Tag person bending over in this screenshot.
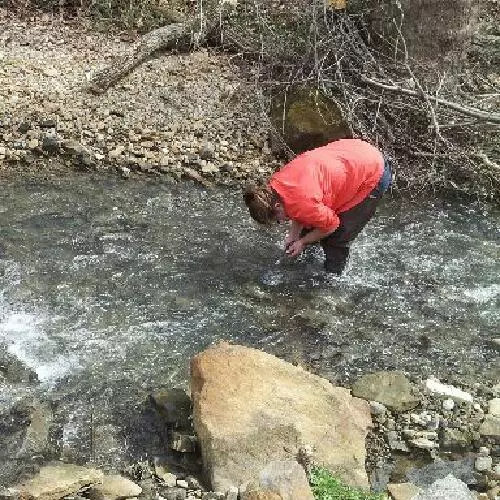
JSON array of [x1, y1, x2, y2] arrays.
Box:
[[243, 138, 392, 275]]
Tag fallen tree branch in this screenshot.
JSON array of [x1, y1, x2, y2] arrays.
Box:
[[359, 75, 500, 124], [87, 22, 190, 94]]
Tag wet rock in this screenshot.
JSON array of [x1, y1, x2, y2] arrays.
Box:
[[88, 474, 142, 500], [351, 371, 420, 412], [424, 378, 473, 403], [0, 349, 39, 384], [17, 401, 53, 458], [8, 463, 104, 500], [258, 461, 313, 500], [412, 474, 475, 499], [387, 482, 421, 500], [39, 119, 57, 129], [190, 343, 371, 491], [149, 388, 192, 430], [171, 432, 197, 453]]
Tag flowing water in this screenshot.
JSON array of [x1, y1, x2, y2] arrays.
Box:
[[0, 175, 498, 480]]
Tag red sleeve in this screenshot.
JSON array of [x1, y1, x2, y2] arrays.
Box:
[[290, 200, 340, 233]]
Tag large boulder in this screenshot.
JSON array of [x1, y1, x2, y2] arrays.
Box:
[[190, 343, 371, 493]]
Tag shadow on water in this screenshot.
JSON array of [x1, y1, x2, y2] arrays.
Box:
[[0, 175, 499, 477]]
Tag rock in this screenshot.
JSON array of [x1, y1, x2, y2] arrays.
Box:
[[479, 415, 500, 439], [409, 438, 439, 450], [475, 456, 493, 472], [88, 475, 142, 500], [240, 491, 282, 500], [225, 486, 239, 500], [370, 401, 388, 416], [41, 134, 60, 154], [270, 86, 350, 155], [406, 458, 476, 488], [387, 482, 422, 500], [0, 348, 39, 383], [488, 398, 500, 416], [387, 430, 410, 452], [119, 166, 131, 179], [412, 474, 475, 499], [39, 119, 57, 129], [155, 467, 177, 487], [424, 378, 473, 403], [351, 371, 420, 412], [490, 463, 500, 480], [8, 463, 104, 500], [258, 461, 313, 500], [442, 399, 455, 411], [190, 343, 371, 492], [478, 446, 490, 456], [161, 488, 187, 500], [171, 432, 197, 453], [441, 429, 472, 451], [17, 402, 53, 458], [176, 479, 189, 489]]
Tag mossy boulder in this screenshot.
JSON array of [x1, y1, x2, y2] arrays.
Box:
[[270, 87, 350, 155]]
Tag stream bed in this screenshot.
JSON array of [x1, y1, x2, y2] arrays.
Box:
[[0, 175, 498, 481]]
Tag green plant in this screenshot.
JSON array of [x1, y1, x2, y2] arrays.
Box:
[[310, 466, 387, 500]]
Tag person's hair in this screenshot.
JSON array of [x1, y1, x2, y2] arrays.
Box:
[[243, 184, 277, 225]]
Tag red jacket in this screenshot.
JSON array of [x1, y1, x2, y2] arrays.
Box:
[[269, 139, 384, 232]]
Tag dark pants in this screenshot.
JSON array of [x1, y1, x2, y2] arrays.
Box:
[[307, 158, 392, 275]]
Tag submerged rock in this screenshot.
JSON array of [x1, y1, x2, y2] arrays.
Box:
[[149, 388, 192, 430], [190, 343, 371, 492], [351, 371, 420, 412]]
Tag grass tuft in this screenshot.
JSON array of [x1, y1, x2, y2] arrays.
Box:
[[310, 466, 387, 500]]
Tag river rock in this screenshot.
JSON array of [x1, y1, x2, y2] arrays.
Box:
[[475, 456, 493, 472], [406, 458, 476, 488], [0, 348, 39, 384], [411, 474, 475, 499], [351, 371, 420, 412], [258, 461, 313, 500], [190, 343, 371, 492], [88, 474, 142, 500], [424, 378, 473, 403], [387, 482, 421, 500], [8, 463, 104, 500], [488, 398, 500, 416], [479, 415, 500, 440], [17, 401, 53, 458]]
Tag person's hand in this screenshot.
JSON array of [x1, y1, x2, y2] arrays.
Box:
[[285, 239, 305, 258]]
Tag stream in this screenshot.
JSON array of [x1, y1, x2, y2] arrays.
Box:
[[0, 174, 498, 481]]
